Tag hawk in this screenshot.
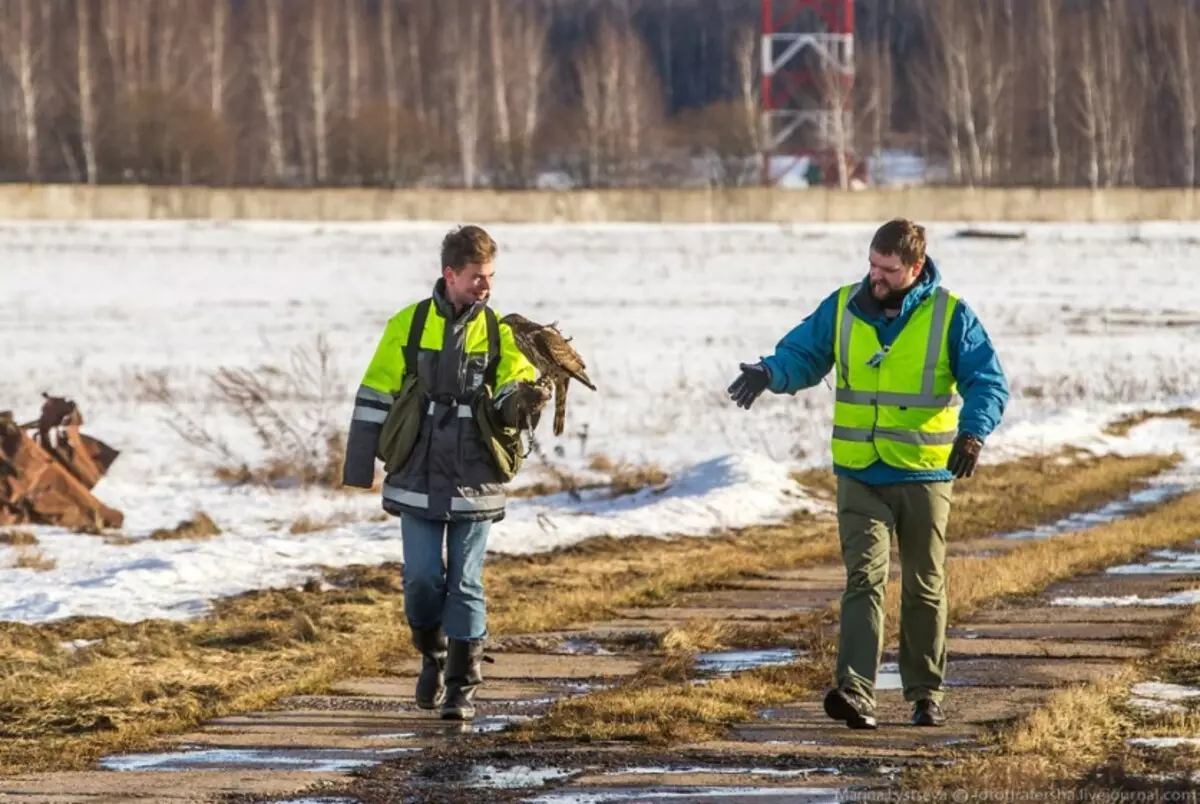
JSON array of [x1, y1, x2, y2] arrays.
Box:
[[500, 313, 596, 436]]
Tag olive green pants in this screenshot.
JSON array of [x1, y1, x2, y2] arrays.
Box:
[[835, 476, 953, 704]]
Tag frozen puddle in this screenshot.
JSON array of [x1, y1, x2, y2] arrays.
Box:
[[607, 766, 840, 779], [466, 764, 578, 789], [1128, 682, 1200, 714], [1052, 589, 1200, 607], [471, 714, 534, 734], [99, 746, 416, 773], [695, 649, 800, 675], [1107, 544, 1200, 575], [1000, 483, 1187, 541], [526, 788, 845, 802]]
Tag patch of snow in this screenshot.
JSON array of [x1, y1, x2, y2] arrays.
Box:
[[5, 221, 1200, 624]]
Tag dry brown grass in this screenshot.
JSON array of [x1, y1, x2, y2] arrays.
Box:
[[9, 548, 55, 572], [608, 462, 670, 497], [520, 478, 1200, 746], [0, 530, 37, 547], [1104, 407, 1200, 437], [288, 513, 354, 535], [0, 450, 1176, 774], [148, 513, 221, 541], [907, 611, 1200, 794]]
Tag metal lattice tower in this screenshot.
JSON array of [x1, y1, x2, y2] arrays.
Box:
[[760, 0, 855, 185]]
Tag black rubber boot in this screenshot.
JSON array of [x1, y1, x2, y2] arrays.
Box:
[[410, 625, 447, 710], [440, 639, 484, 721]]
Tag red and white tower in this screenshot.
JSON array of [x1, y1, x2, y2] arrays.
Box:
[[760, 0, 855, 185]]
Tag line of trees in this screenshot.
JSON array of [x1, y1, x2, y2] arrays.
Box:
[[0, 0, 1195, 189]]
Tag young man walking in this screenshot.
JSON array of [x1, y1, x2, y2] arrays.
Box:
[[342, 225, 543, 721], [728, 219, 1009, 728]]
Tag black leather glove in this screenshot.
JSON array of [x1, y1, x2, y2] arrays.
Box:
[[947, 433, 983, 479], [498, 382, 549, 428], [727, 362, 770, 410]]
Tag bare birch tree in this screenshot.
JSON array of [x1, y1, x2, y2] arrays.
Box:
[[448, 0, 483, 187], [1157, 0, 1198, 186], [251, 0, 287, 183], [205, 0, 229, 119], [0, 0, 43, 179], [77, 0, 98, 184], [1038, 0, 1062, 184]]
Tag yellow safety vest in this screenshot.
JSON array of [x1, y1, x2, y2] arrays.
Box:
[[831, 282, 960, 471]]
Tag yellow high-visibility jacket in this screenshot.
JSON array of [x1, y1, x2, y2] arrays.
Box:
[[342, 281, 536, 521], [831, 282, 960, 471]]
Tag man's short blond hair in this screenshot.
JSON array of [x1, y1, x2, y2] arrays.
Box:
[[441, 225, 498, 272]]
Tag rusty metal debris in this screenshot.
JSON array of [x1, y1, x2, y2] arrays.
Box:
[[0, 394, 123, 530]]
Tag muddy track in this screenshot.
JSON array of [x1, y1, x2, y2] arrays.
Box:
[[6, 507, 1199, 804]]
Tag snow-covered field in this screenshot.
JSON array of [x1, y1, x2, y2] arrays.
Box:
[[3, 220, 1200, 624]]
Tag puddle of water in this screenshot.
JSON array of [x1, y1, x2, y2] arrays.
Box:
[[1108, 546, 1200, 575], [277, 799, 361, 804], [1001, 484, 1186, 541], [1052, 589, 1200, 607], [876, 662, 902, 691], [527, 788, 845, 803], [606, 766, 840, 779], [1126, 736, 1200, 749], [695, 649, 800, 675], [99, 746, 415, 773], [371, 731, 418, 739], [559, 638, 615, 656], [470, 714, 533, 734], [466, 763, 577, 789]]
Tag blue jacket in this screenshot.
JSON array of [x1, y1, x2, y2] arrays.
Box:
[[761, 257, 1009, 485]]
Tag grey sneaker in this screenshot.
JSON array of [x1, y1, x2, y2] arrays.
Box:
[[912, 698, 945, 727], [823, 687, 878, 730]]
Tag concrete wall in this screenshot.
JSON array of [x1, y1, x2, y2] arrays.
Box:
[[0, 184, 1196, 222]]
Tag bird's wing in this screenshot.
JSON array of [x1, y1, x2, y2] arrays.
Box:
[[534, 328, 596, 391]]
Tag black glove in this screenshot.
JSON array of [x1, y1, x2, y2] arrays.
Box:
[[727, 362, 770, 410], [498, 382, 549, 428], [947, 433, 983, 479]]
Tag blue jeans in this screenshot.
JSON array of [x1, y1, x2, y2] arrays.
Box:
[[400, 514, 491, 641]]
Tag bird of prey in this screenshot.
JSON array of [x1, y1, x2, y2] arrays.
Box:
[[500, 313, 596, 436]]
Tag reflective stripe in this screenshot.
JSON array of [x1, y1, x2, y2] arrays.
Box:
[[450, 494, 506, 513], [383, 488, 429, 509], [875, 427, 957, 446], [426, 401, 473, 418], [832, 425, 874, 443], [833, 425, 956, 446], [357, 385, 395, 405], [383, 487, 505, 513], [835, 388, 961, 408], [921, 289, 951, 396], [837, 283, 859, 385], [352, 405, 388, 424]]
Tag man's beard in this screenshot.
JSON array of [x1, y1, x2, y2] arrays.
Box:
[[872, 281, 913, 310]]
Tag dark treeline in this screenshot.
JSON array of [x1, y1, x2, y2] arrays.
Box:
[[0, 0, 1194, 188]]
